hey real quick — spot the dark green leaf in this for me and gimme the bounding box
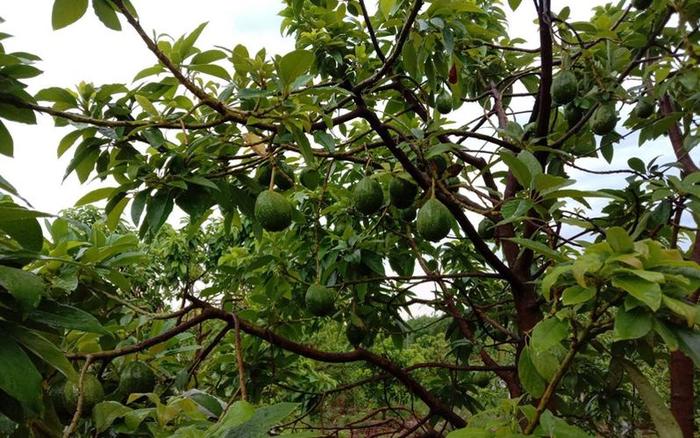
[29,302,110,335]
[8,325,78,382]
[0,266,44,312]
[0,337,42,414]
[0,120,12,157]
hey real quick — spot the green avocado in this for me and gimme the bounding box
[398,206,416,222]
[477,218,496,240]
[417,198,453,242]
[563,103,584,127]
[632,0,652,10]
[63,374,104,414]
[551,71,578,105]
[299,167,321,190]
[254,190,293,232]
[256,161,295,190]
[436,90,453,114]
[389,177,418,208]
[305,284,335,316]
[49,379,69,419]
[633,98,655,119]
[445,176,461,188]
[117,361,156,397]
[353,177,384,214]
[346,322,368,347]
[428,154,448,175]
[591,104,618,135]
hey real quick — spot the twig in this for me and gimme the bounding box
[64,356,93,438]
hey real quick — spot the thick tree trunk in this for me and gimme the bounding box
[670,351,695,438]
[662,94,697,437]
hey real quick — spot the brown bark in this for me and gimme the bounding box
[662,93,698,437]
[670,351,695,438]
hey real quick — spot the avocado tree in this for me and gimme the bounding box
[1,0,700,436]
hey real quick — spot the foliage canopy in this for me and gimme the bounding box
[0,0,700,436]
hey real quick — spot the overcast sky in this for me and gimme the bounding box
[0,0,670,220]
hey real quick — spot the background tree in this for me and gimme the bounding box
[0,0,699,436]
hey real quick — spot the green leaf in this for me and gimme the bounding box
[506,237,568,262]
[606,227,634,253]
[612,275,662,311]
[131,190,148,226]
[0,212,43,251]
[141,190,174,238]
[185,176,220,191]
[208,401,256,436]
[7,325,79,382]
[517,150,542,180]
[191,49,227,65]
[92,0,121,31]
[614,307,652,341]
[278,50,314,86]
[35,87,77,106]
[223,402,297,437]
[188,64,231,81]
[106,196,128,231]
[93,401,131,433]
[561,285,595,306]
[75,186,117,206]
[622,361,682,438]
[446,428,493,438]
[379,0,396,17]
[628,157,645,173]
[541,265,571,300]
[57,129,86,158]
[500,152,531,188]
[0,337,42,413]
[518,346,545,398]
[0,120,12,157]
[0,206,52,221]
[530,318,569,352]
[676,328,700,367]
[135,95,159,117]
[52,0,89,30]
[540,411,592,438]
[653,320,679,350]
[180,22,208,60]
[0,266,44,312]
[508,0,523,10]
[29,302,110,335]
[661,296,698,326]
[0,103,36,124]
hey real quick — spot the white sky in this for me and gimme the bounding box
[0,0,678,221]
